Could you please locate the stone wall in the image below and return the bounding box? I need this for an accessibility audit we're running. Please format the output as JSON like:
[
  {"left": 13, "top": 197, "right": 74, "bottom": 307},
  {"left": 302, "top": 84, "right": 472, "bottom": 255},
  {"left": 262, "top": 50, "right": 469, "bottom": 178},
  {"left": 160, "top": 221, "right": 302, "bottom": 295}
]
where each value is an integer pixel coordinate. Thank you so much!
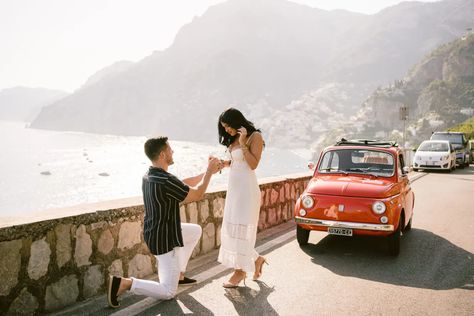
[{"left": 0, "top": 173, "right": 311, "bottom": 315}]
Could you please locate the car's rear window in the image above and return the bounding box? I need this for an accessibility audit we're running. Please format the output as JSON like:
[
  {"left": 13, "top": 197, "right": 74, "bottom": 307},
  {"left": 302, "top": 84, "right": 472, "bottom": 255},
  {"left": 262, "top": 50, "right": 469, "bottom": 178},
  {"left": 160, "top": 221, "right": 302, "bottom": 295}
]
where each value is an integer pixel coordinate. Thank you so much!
[
  {"left": 319, "top": 149, "right": 395, "bottom": 177},
  {"left": 418, "top": 142, "right": 449, "bottom": 152}
]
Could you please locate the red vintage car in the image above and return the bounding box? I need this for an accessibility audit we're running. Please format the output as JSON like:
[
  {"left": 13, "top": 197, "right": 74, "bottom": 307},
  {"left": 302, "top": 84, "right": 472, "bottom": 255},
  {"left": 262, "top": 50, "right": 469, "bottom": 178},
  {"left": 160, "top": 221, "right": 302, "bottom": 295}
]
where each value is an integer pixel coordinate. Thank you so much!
[{"left": 294, "top": 139, "right": 415, "bottom": 255}]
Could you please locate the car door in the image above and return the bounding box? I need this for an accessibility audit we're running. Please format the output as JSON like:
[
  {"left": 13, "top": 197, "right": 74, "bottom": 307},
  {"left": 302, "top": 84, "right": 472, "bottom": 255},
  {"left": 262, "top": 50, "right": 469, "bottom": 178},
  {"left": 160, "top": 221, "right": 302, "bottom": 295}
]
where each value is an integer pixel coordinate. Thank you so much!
[{"left": 398, "top": 153, "right": 414, "bottom": 226}]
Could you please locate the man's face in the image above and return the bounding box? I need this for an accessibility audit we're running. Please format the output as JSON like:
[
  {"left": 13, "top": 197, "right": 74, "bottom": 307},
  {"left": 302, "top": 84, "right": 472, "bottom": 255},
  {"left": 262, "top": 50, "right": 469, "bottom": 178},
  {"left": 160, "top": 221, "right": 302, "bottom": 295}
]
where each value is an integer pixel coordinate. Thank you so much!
[{"left": 163, "top": 142, "right": 174, "bottom": 165}]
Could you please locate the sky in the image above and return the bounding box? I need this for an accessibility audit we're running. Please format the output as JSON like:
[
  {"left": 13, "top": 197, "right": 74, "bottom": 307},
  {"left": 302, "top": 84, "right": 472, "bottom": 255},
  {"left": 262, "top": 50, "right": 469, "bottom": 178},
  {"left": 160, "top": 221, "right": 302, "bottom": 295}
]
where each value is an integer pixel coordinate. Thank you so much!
[{"left": 0, "top": 0, "right": 440, "bottom": 93}]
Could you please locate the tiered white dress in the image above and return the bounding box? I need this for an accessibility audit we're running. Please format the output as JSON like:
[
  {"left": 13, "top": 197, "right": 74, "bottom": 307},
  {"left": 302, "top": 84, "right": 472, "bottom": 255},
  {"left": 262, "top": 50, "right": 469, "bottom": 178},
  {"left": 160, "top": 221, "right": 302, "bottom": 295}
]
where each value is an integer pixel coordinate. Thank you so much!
[{"left": 217, "top": 142, "right": 261, "bottom": 274}]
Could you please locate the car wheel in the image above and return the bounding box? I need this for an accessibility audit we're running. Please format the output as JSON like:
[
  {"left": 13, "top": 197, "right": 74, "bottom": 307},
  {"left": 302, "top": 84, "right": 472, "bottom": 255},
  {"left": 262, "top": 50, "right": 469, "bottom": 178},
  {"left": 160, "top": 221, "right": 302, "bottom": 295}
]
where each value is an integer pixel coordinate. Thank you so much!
[
  {"left": 296, "top": 225, "right": 310, "bottom": 246},
  {"left": 404, "top": 216, "right": 412, "bottom": 231},
  {"left": 413, "top": 168, "right": 418, "bottom": 172},
  {"left": 388, "top": 217, "right": 402, "bottom": 256}
]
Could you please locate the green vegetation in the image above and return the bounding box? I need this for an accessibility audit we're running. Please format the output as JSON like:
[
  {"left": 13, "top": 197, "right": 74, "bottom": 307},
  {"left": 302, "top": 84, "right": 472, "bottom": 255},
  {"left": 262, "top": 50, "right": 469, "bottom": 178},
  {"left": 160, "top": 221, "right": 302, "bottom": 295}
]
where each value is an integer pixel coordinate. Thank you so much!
[{"left": 448, "top": 116, "right": 474, "bottom": 140}]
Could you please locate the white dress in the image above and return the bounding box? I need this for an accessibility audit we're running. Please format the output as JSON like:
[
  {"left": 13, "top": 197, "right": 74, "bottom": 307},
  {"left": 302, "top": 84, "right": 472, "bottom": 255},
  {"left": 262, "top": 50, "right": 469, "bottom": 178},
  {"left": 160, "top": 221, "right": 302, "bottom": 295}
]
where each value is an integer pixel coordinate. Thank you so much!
[{"left": 217, "top": 141, "right": 261, "bottom": 274}]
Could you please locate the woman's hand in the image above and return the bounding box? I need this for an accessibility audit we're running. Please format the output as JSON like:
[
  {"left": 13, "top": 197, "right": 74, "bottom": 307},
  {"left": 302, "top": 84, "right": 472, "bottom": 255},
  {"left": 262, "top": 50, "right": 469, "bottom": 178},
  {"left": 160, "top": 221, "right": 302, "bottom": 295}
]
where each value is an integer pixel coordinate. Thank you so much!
[{"left": 237, "top": 127, "right": 247, "bottom": 146}]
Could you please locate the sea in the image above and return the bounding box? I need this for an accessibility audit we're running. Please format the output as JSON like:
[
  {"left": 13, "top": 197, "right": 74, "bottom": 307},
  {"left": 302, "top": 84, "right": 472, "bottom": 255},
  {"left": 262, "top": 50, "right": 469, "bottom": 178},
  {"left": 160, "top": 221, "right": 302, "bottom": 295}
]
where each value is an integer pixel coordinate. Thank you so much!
[{"left": 0, "top": 121, "right": 310, "bottom": 220}]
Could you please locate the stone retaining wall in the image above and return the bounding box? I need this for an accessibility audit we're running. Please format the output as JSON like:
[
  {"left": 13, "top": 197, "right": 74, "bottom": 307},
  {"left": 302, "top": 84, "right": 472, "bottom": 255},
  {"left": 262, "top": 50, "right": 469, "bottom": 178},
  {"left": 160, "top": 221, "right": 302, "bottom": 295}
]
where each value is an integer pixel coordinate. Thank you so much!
[{"left": 0, "top": 173, "right": 311, "bottom": 315}]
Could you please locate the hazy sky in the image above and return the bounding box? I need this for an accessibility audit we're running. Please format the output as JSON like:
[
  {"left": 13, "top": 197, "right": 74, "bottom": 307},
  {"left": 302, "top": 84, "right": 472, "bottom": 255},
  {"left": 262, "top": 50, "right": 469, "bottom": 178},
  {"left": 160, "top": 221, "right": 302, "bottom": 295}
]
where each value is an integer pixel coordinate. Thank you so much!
[{"left": 0, "top": 0, "right": 440, "bottom": 92}]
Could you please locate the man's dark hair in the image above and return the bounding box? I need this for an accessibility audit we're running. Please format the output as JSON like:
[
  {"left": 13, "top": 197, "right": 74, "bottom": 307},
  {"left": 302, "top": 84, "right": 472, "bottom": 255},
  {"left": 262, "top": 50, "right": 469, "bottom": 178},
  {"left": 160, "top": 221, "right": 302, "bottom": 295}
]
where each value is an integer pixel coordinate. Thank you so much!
[{"left": 144, "top": 137, "right": 168, "bottom": 161}]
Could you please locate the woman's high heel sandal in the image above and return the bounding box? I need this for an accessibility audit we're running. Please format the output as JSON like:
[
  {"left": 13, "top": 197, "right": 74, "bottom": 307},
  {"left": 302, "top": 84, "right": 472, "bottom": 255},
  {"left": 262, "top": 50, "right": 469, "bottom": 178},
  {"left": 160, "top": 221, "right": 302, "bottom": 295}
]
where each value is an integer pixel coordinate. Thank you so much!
[
  {"left": 253, "top": 256, "right": 269, "bottom": 280},
  {"left": 223, "top": 270, "right": 247, "bottom": 288}
]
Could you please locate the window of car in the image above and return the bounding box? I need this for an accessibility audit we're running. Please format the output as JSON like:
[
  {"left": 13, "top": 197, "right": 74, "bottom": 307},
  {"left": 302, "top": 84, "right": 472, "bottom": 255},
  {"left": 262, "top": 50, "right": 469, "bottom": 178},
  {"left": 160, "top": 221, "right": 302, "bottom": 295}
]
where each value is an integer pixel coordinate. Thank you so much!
[
  {"left": 319, "top": 149, "right": 394, "bottom": 177},
  {"left": 418, "top": 141, "right": 449, "bottom": 152}
]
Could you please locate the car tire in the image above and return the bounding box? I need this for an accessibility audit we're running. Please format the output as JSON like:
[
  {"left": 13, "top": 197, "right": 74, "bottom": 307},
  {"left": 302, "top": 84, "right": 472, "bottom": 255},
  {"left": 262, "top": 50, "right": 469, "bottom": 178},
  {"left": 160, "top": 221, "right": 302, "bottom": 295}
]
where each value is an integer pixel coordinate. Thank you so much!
[
  {"left": 388, "top": 217, "right": 402, "bottom": 256},
  {"left": 404, "top": 216, "right": 412, "bottom": 231},
  {"left": 413, "top": 168, "right": 418, "bottom": 172},
  {"left": 296, "top": 225, "right": 310, "bottom": 246}
]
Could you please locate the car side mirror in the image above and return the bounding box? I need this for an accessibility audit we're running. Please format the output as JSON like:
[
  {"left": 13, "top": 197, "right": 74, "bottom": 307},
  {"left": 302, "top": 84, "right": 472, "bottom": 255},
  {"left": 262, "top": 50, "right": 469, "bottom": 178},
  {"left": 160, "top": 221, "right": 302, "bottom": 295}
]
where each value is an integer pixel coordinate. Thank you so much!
[{"left": 307, "top": 162, "right": 315, "bottom": 170}]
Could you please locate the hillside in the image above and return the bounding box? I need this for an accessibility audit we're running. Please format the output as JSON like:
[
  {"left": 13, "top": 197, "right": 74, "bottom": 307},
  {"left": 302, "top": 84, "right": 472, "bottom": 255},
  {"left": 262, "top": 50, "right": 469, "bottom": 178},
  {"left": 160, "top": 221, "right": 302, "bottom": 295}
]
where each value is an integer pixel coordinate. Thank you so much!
[
  {"left": 31, "top": 0, "right": 474, "bottom": 141},
  {"left": 318, "top": 32, "right": 474, "bottom": 154}
]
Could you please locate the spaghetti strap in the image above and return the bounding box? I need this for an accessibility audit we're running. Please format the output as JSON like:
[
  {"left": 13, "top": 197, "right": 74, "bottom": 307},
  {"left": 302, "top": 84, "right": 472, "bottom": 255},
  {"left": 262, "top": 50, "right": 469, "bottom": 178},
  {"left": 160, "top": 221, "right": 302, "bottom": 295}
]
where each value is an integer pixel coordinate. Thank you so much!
[{"left": 245, "top": 132, "right": 259, "bottom": 145}]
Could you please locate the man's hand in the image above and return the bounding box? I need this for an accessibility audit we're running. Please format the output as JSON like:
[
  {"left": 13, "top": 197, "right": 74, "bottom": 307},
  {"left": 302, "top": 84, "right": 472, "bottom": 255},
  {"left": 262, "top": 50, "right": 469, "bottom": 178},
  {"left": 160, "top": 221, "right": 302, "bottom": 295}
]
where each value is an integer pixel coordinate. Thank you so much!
[{"left": 207, "top": 157, "right": 221, "bottom": 174}]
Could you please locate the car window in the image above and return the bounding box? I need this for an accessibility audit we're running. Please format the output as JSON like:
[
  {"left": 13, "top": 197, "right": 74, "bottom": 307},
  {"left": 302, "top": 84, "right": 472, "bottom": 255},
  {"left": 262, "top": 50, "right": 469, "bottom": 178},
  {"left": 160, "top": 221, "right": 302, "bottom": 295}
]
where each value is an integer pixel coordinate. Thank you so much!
[
  {"left": 418, "top": 142, "right": 449, "bottom": 152},
  {"left": 319, "top": 149, "right": 394, "bottom": 177}
]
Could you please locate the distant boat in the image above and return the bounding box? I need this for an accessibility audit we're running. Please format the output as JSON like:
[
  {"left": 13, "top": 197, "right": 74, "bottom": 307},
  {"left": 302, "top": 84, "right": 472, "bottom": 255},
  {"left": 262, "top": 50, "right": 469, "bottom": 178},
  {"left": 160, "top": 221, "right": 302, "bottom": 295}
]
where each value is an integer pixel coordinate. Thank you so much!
[{"left": 40, "top": 171, "right": 51, "bottom": 175}]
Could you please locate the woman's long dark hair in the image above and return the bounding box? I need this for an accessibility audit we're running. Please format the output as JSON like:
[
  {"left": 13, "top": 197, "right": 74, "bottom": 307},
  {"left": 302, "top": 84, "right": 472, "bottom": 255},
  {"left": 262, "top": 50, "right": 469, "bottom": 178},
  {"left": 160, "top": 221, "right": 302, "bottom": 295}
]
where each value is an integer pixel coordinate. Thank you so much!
[{"left": 218, "top": 108, "right": 261, "bottom": 147}]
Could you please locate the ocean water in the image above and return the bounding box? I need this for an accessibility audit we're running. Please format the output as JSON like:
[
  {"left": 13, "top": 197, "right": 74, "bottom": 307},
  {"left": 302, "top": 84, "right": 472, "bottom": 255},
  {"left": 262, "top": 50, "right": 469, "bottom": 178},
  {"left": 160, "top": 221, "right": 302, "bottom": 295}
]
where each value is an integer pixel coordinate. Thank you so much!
[{"left": 0, "top": 121, "right": 310, "bottom": 219}]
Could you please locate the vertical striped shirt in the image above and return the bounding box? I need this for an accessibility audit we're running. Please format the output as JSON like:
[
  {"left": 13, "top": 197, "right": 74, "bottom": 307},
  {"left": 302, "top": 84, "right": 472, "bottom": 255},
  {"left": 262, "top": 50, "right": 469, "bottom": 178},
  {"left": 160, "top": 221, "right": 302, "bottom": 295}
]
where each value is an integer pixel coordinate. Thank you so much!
[{"left": 142, "top": 167, "right": 190, "bottom": 255}]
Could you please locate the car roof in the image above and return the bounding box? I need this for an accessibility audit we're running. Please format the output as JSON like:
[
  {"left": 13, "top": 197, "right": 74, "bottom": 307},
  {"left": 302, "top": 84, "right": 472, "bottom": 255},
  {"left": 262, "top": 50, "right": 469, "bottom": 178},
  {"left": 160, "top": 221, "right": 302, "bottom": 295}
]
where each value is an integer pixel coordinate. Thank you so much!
[{"left": 324, "top": 139, "right": 400, "bottom": 153}]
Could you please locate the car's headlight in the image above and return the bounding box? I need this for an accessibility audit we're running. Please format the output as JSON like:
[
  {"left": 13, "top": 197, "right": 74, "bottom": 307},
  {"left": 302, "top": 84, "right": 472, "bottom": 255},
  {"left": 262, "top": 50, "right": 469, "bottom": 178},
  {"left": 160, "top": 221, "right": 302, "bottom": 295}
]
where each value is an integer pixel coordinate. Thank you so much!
[
  {"left": 301, "top": 195, "right": 315, "bottom": 209},
  {"left": 372, "top": 201, "right": 386, "bottom": 214}
]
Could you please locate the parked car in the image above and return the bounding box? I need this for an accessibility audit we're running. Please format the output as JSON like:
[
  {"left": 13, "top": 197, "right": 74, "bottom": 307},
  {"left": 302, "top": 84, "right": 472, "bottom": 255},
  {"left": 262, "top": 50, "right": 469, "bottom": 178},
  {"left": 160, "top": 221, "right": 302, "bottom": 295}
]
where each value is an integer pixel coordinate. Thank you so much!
[
  {"left": 412, "top": 140, "right": 456, "bottom": 172},
  {"left": 294, "top": 139, "right": 415, "bottom": 256},
  {"left": 430, "top": 132, "right": 470, "bottom": 168},
  {"left": 469, "top": 140, "right": 474, "bottom": 164}
]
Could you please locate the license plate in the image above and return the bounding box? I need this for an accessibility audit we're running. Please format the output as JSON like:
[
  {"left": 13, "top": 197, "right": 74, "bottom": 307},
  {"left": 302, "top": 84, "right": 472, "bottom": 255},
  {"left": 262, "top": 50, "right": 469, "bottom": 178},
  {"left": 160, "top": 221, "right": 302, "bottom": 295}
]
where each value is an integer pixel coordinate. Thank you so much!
[{"left": 328, "top": 227, "right": 353, "bottom": 236}]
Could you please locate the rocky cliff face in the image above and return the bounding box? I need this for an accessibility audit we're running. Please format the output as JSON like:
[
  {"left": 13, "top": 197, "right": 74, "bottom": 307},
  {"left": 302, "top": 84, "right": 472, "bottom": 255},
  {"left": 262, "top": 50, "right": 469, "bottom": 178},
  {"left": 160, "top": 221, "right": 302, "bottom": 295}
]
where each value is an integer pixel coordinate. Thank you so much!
[
  {"left": 30, "top": 0, "right": 474, "bottom": 142},
  {"left": 334, "top": 33, "right": 474, "bottom": 150}
]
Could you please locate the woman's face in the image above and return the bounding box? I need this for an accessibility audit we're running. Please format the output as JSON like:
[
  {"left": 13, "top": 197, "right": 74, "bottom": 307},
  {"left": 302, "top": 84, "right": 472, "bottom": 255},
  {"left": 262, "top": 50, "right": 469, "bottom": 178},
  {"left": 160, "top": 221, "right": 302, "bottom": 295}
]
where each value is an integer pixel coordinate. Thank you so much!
[{"left": 221, "top": 122, "right": 238, "bottom": 136}]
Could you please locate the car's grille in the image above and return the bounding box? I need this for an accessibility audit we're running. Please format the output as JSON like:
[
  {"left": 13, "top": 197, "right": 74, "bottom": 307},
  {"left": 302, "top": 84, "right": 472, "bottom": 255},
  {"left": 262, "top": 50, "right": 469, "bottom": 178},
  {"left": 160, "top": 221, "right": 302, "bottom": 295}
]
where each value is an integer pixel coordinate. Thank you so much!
[{"left": 420, "top": 165, "right": 441, "bottom": 168}]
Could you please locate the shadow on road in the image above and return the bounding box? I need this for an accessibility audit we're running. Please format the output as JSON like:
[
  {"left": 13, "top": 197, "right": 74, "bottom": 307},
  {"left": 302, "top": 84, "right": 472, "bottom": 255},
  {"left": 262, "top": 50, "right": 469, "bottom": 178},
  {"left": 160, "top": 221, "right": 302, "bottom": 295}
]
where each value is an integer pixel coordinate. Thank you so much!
[
  {"left": 301, "top": 228, "right": 474, "bottom": 290},
  {"left": 415, "top": 165, "right": 473, "bottom": 176},
  {"left": 224, "top": 280, "right": 276, "bottom": 316}
]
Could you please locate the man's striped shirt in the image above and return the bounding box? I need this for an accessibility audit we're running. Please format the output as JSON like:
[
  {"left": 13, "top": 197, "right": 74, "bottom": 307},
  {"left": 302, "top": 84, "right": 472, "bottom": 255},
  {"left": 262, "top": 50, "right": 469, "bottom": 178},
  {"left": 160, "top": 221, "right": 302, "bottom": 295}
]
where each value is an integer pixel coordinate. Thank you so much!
[{"left": 142, "top": 167, "right": 190, "bottom": 255}]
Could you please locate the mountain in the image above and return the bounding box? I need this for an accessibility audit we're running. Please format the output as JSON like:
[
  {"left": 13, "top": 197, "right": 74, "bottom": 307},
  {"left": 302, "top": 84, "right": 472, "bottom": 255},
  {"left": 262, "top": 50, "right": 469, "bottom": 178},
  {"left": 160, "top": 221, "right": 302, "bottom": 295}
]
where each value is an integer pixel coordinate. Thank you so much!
[
  {"left": 0, "top": 87, "right": 68, "bottom": 122},
  {"left": 81, "top": 61, "right": 134, "bottom": 89},
  {"left": 31, "top": 0, "right": 474, "bottom": 141},
  {"left": 321, "top": 32, "right": 474, "bottom": 153}
]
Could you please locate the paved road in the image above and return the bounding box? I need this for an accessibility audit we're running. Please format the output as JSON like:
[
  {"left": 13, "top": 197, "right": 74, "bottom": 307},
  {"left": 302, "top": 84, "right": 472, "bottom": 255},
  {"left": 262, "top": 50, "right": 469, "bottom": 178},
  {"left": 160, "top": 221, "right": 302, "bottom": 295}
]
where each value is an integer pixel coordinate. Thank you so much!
[{"left": 56, "top": 168, "right": 474, "bottom": 316}]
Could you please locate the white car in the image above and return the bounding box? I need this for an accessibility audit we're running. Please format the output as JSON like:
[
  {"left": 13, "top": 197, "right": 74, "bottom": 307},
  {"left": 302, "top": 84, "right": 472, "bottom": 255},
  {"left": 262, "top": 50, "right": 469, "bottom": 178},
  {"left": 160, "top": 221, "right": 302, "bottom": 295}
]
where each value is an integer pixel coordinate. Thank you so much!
[{"left": 413, "top": 140, "right": 456, "bottom": 172}]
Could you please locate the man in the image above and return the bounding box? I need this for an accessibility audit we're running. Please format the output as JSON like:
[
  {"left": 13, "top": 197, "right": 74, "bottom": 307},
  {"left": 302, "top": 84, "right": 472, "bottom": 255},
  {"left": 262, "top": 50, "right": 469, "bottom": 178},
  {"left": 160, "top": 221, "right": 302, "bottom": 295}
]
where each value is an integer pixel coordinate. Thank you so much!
[{"left": 108, "top": 136, "right": 221, "bottom": 307}]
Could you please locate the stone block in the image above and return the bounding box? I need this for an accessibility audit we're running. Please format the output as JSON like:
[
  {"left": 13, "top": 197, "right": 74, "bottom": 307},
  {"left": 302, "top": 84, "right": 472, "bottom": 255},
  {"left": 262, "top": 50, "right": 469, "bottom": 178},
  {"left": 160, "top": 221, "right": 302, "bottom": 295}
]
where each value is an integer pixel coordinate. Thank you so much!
[
  {"left": 279, "top": 186, "right": 285, "bottom": 203},
  {"left": 128, "top": 254, "right": 153, "bottom": 278},
  {"left": 28, "top": 238, "right": 51, "bottom": 280},
  {"left": 108, "top": 259, "right": 123, "bottom": 277},
  {"left": 0, "top": 239, "right": 22, "bottom": 296},
  {"left": 216, "top": 225, "right": 221, "bottom": 247},
  {"left": 98, "top": 229, "right": 114, "bottom": 255},
  {"left": 118, "top": 222, "right": 142, "bottom": 250},
  {"left": 212, "top": 197, "right": 225, "bottom": 218},
  {"left": 74, "top": 225, "right": 92, "bottom": 267},
  {"left": 180, "top": 205, "right": 187, "bottom": 223},
  {"left": 45, "top": 275, "right": 79, "bottom": 312},
  {"left": 258, "top": 211, "right": 267, "bottom": 231},
  {"left": 276, "top": 206, "right": 282, "bottom": 223},
  {"left": 201, "top": 223, "right": 215, "bottom": 254},
  {"left": 270, "top": 189, "right": 278, "bottom": 204},
  {"left": 265, "top": 188, "right": 270, "bottom": 206},
  {"left": 6, "top": 288, "right": 39, "bottom": 316},
  {"left": 268, "top": 208, "right": 277, "bottom": 227},
  {"left": 199, "top": 200, "right": 210, "bottom": 223},
  {"left": 291, "top": 185, "right": 296, "bottom": 199},
  {"left": 83, "top": 265, "right": 104, "bottom": 298},
  {"left": 260, "top": 191, "right": 265, "bottom": 206},
  {"left": 285, "top": 183, "right": 290, "bottom": 199},
  {"left": 55, "top": 224, "right": 71, "bottom": 268},
  {"left": 187, "top": 202, "right": 198, "bottom": 224},
  {"left": 91, "top": 221, "right": 107, "bottom": 230}
]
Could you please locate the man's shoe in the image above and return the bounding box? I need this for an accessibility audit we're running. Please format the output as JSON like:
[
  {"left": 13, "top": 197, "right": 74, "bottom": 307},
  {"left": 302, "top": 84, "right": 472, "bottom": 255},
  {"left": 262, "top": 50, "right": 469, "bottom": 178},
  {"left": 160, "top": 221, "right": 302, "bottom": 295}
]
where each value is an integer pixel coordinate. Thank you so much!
[
  {"left": 179, "top": 276, "right": 197, "bottom": 285},
  {"left": 107, "top": 275, "right": 121, "bottom": 308}
]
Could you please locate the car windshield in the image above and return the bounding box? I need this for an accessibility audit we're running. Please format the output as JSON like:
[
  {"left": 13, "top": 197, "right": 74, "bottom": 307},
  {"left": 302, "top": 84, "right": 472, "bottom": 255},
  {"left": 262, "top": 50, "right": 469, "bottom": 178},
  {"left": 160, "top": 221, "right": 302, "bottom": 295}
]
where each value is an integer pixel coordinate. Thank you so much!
[
  {"left": 318, "top": 149, "right": 395, "bottom": 177},
  {"left": 418, "top": 142, "right": 449, "bottom": 152},
  {"left": 431, "top": 133, "right": 463, "bottom": 144}
]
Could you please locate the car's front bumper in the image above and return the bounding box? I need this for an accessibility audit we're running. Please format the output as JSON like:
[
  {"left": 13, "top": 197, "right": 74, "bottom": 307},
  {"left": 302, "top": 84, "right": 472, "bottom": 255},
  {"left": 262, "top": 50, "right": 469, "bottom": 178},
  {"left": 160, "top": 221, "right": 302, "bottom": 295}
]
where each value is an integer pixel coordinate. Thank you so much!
[{"left": 295, "top": 216, "right": 394, "bottom": 232}]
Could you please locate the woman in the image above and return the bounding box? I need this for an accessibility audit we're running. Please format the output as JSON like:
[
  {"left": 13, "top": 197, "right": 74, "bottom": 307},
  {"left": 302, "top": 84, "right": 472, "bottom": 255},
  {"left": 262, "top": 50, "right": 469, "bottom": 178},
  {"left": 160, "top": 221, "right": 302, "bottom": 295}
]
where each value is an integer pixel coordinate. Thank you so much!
[{"left": 217, "top": 107, "right": 267, "bottom": 288}]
